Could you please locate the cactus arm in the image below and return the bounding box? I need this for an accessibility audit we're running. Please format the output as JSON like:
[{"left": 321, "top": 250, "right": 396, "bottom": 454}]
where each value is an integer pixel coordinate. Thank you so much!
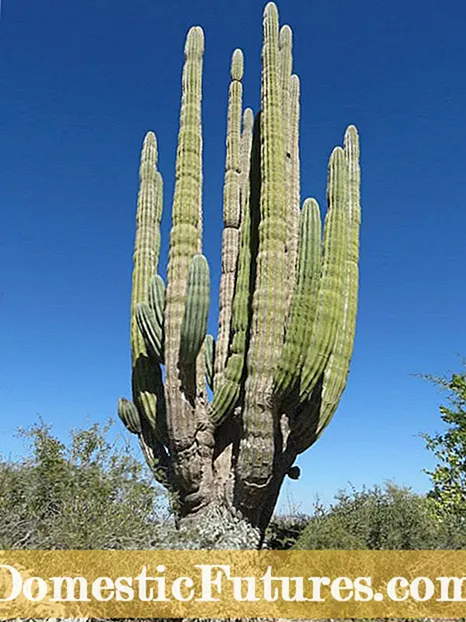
[
  {"left": 286, "top": 73, "right": 301, "bottom": 287},
  {"left": 279, "top": 27, "right": 300, "bottom": 292},
  {"left": 180, "top": 254, "right": 211, "bottom": 365},
  {"left": 238, "top": 2, "right": 288, "bottom": 501},
  {"left": 128, "top": 132, "right": 167, "bottom": 444},
  {"left": 135, "top": 302, "right": 163, "bottom": 363},
  {"left": 318, "top": 125, "right": 361, "bottom": 434},
  {"left": 299, "top": 146, "right": 348, "bottom": 402},
  {"left": 117, "top": 398, "right": 142, "bottom": 435},
  {"left": 279, "top": 27, "right": 292, "bottom": 255},
  {"left": 132, "top": 356, "right": 168, "bottom": 443},
  {"left": 130, "top": 132, "right": 163, "bottom": 365},
  {"left": 279, "top": 25, "right": 292, "bottom": 119},
  {"left": 209, "top": 108, "right": 257, "bottom": 426},
  {"left": 164, "top": 26, "right": 205, "bottom": 448},
  {"left": 138, "top": 432, "right": 174, "bottom": 489},
  {"left": 215, "top": 50, "right": 244, "bottom": 385},
  {"left": 239, "top": 109, "right": 255, "bottom": 220},
  {"left": 274, "top": 197, "right": 322, "bottom": 397}
]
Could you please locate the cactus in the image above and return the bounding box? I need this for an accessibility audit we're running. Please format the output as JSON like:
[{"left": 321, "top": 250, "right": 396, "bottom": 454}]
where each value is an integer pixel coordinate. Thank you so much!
[{"left": 118, "top": 2, "right": 361, "bottom": 539}]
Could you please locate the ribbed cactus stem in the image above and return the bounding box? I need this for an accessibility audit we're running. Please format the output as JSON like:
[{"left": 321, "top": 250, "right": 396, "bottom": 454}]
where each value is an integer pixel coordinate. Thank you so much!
[
  {"left": 117, "top": 398, "right": 141, "bottom": 435},
  {"left": 318, "top": 126, "right": 360, "bottom": 436},
  {"left": 279, "top": 26, "right": 296, "bottom": 294},
  {"left": 279, "top": 25, "right": 292, "bottom": 116},
  {"left": 209, "top": 108, "right": 256, "bottom": 426},
  {"left": 180, "top": 254, "right": 211, "bottom": 365},
  {"left": 286, "top": 73, "right": 301, "bottom": 289},
  {"left": 215, "top": 49, "right": 245, "bottom": 386},
  {"left": 164, "top": 26, "right": 205, "bottom": 449},
  {"left": 128, "top": 132, "right": 166, "bottom": 446},
  {"left": 274, "top": 197, "right": 322, "bottom": 397},
  {"left": 136, "top": 302, "right": 163, "bottom": 363},
  {"left": 299, "top": 146, "right": 349, "bottom": 402},
  {"left": 130, "top": 132, "right": 163, "bottom": 364},
  {"left": 148, "top": 274, "right": 165, "bottom": 333},
  {"left": 131, "top": 357, "right": 167, "bottom": 443},
  {"left": 238, "top": 1, "right": 288, "bottom": 498}
]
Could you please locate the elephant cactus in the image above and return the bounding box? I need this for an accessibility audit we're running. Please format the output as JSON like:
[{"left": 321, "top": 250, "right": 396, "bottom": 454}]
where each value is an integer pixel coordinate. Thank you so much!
[{"left": 118, "top": 2, "right": 361, "bottom": 546}]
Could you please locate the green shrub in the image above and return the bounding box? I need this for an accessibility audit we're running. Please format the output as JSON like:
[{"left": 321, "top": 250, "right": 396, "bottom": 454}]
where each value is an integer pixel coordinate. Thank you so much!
[
  {"left": 422, "top": 370, "right": 466, "bottom": 519},
  {"left": 295, "top": 482, "right": 466, "bottom": 550},
  {"left": 0, "top": 420, "right": 178, "bottom": 549}
]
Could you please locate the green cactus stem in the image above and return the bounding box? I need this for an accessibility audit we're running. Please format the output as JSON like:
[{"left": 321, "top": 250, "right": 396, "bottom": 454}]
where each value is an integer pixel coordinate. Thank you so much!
[
  {"left": 135, "top": 302, "right": 163, "bottom": 363},
  {"left": 215, "top": 49, "right": 245, "bottom": 387},
  {"left": 209, "top": 108, "right": 258, "bottom": 426},
  {"left": 237, "top": 1, "right": 288, "bottom": 504},
  {"left": 274, "top": 197, "right": 322, "bottom": 398},
  {"left": 299, "top": 146, "right": 349, "bottom": 403},
  {"left": 148, "top": 275, "right": 165, "bottom": 330},
  {"left": 117, "top": 398, "right": 141, "bottom": 435},
  {"left": 180, "top": 254, "right": 211, "bottom": 365}
]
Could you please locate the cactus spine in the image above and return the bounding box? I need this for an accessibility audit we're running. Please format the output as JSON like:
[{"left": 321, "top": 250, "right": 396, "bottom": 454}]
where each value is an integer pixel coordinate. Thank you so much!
[{"left": 119, "top": 3, "right": 361, "bottom": 537}]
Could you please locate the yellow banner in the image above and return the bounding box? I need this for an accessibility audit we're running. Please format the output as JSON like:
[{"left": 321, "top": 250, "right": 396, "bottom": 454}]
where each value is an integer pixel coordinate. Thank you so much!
[{"left": 1, "top": 550, "right": 466, "bottom": 619}]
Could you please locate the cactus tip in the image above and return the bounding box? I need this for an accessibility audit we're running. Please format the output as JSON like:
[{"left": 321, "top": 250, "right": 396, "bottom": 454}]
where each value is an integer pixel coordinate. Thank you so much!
[
  {"left": 243, "top": 107, "right": 254, "bottom": 130},
  {"left": 144, "top": 131, "right": 156, "bottom": 144},
  {"left": 344, "top": 124, "right": 360, "bottom": 146},
  {"left": 290, "top": 73, "right": 300, "bottom": 94},
  {"left": 330, "top": 145, "right": 345, "bottom": 161},
  {"left": 279, "top": 24, "right": 293, "bottom": 48},
  {"left": 142, "top": 131, "right": 158, "bottom": 163},
  {"left": 264, "top": 1, "right": 278, "bottom": 17},
  {"left": 303, "top": 197, "right": 319, "bottom": 212},
  {"left": 231, "top": 48, "right": 244, "bottom": 81},
  {"left": 185, "top": 26, "right": 205, "bottom": 58}
]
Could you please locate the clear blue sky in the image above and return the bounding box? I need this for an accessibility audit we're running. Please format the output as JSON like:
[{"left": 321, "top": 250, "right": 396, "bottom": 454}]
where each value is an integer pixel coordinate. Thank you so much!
[{"left": 1, "top": 0, "right": 466, "bottom": 513}]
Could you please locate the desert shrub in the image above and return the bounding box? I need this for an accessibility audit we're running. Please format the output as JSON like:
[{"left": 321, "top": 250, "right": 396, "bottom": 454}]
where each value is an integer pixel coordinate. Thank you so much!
[
  {"left": 0, "top": 420, "right": 182, "bottom": 549},
  {"left": 295, "top": 482, "right": 466, "bottom": 550}
]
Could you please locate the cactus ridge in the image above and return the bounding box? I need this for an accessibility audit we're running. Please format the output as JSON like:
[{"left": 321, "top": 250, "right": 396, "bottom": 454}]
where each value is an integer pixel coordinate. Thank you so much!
[
  {"left": 149, "top": 274, "right": 165, "bottom": 328},
  {"left": 120, "top": 3, "right": 361, "bottom": 528},
  {"left": 205, "top": 334, "right": 215, "bottom": 390},
  {"left": 180, "top": 254, "right": 211, "bottom": 365}
]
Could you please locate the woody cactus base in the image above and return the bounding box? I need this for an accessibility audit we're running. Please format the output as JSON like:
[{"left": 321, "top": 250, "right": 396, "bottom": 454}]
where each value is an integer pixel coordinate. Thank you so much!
[{"left": 118, "top": 2, "right": 361, "bottom": 546}]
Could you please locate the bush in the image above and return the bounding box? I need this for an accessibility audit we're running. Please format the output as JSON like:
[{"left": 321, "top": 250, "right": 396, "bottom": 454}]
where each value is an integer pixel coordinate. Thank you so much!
[
  {"left": 422, "top": 370, "right": 466, "bottom": 519},
  {"left": 0, "top": 420, "right": 180, "bottom": 549},
  {"left": 295, "top": 482, "right": 466, "bottom": 550}
]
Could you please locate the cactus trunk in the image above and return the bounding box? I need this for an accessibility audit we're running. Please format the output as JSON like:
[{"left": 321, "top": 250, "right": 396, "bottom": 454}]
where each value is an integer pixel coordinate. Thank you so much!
[{"left": 119, "top": 3, "right": 361, "bottom": 546}]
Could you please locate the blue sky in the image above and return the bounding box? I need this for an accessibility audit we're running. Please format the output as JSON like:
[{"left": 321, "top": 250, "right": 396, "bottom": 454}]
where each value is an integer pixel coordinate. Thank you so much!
[{"left": 1, "top": 0, "right": 466, "bottom": 513}]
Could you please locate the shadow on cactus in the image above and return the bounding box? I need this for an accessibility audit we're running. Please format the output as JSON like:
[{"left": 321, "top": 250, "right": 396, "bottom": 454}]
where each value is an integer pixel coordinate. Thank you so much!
[{"left": 118, "top": 2, "right": 361, "bottom": 548}]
